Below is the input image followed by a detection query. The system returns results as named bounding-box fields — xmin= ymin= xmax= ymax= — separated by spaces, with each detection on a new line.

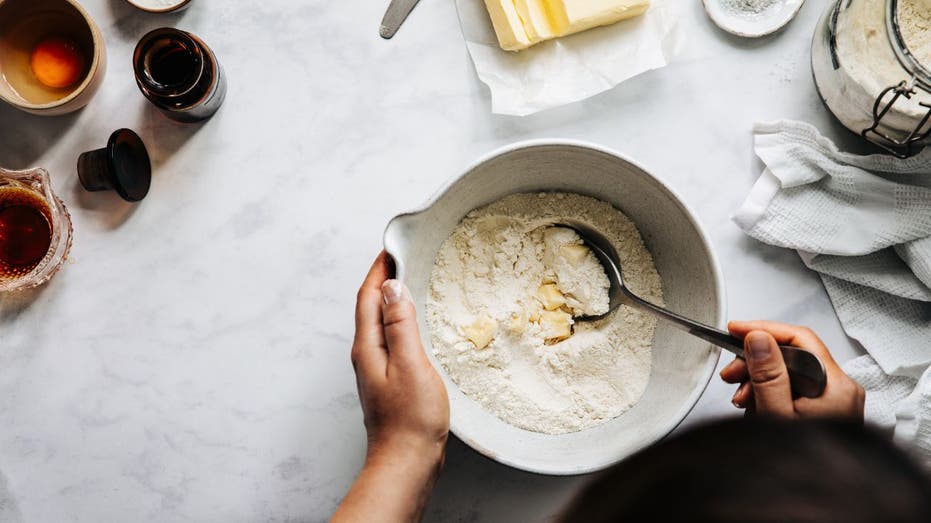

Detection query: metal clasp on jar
xmin=862 ymin=80 xmax=931 ymax=158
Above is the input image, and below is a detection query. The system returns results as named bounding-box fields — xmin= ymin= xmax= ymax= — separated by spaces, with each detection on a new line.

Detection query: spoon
xmin=702 ymin=0 xmax=806 ymax=39
xmin=560 ymin=221 xmax=827 ymax=399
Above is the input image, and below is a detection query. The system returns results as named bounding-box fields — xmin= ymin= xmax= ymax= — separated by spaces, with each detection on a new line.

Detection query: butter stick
xmin=484 ymin=0 xmax=650 ymax=52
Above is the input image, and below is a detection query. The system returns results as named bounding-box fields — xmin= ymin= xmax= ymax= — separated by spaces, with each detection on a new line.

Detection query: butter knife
xmin=379 ymin=0 xmax=421 ymax=39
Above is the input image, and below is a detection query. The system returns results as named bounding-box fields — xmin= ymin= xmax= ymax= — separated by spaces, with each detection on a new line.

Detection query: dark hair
xmin=560 ymin=418 xmax=931 ymax=523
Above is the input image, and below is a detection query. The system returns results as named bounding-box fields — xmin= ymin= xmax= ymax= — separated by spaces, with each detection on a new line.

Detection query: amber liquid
xmin=0 ymin=186 xmax=53 ymax=281
xmin=150 ymin=45 xmax=197 ymax=87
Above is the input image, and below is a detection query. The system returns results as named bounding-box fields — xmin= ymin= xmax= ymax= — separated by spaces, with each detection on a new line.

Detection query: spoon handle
xmin=625 ymin=292 xmax=828 ymax=399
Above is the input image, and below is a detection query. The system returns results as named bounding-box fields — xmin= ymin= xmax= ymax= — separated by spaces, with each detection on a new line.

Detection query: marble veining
xmin=0 ymin=0 xmax=868 ymax=521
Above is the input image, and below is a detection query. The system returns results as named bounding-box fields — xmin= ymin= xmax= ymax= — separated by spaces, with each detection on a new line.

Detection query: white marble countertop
xmin=0 ymin=0 xmax=871 ymax=521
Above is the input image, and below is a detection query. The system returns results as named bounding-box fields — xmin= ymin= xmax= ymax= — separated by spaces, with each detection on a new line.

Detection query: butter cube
xmin=560 ymin=244 xmax=591 ymax=267
xmin=483 ymin=0 xmax=534 ymax=51
xmin=508 ymin=311 xmax=527 ymax=336
xmin=540 ymin=309 xmax=573 ymax=344
xmin=537 ymin=283 xmax=567 ymax=311
xmin=463 ymin=315 xmax=498 ymax=350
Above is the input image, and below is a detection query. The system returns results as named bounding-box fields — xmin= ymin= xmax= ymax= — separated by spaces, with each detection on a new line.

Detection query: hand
xmin=332 ymin=252 xmax=449 ymax=523
xmin=719 ymin=321 xmax=864 ymax=421
xmin=351 ymin=252 xmax=449 ymax=461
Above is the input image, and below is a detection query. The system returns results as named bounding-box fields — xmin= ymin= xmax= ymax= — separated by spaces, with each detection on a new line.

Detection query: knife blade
xmin=379 ymin=0 xmax=421 ymax=39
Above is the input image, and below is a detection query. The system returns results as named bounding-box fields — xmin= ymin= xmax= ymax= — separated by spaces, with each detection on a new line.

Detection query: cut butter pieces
xmin=484 ymin=0 xmax=651 ymax=51
xmin=560 ymin=244 xmax=591 ymax=267
xmin=537 ymin=283 xmax=567 ymax=311
xmin=540 ymin=309 xmax=573 ymax=344
xmin=464 ymin=314 xmax=498 ymax=350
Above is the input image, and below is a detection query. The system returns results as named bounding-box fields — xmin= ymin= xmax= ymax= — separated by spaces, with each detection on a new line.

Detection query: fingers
xmin=381 ymin=279 xmax=427 ymax=366
xmin=743 ymin=331 xmax=794 ymax=418
xmin=352 ymin=252 xmax=393 ymax=377
xmin=720 ymin=358 xmax=748 ymax=384
xmin=732 ymin=381 xmax=753 ymax=409
xmin=728 ymin=320 xmax=835 ymax=364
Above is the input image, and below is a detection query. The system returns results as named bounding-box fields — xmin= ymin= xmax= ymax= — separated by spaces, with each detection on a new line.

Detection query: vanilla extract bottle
xmin=133 ymin=27 xmax=226 ymax=123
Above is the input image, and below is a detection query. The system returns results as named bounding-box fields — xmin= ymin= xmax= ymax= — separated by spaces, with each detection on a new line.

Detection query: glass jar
xmin=133 ymin=27 xmax=226 ymax=123
xmin=812 ymin=0 xmax=931 ymax=157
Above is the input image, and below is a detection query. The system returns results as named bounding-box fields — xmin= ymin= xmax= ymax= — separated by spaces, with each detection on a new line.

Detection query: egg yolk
xmin=30 ymin=37 xmax=86 ymax=89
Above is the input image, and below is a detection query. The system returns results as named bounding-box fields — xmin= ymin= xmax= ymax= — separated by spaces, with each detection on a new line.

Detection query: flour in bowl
xmin=426 ymin=193 xmax=663 ymax=434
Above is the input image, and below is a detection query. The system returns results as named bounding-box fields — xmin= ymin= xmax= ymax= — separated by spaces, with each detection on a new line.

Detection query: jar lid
xmin=77 ymin=129 xmax=152 ymax=202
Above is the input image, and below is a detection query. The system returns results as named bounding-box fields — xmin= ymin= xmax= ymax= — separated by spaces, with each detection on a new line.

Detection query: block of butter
xmin=484 ymin=0 xmax=651 ymax=51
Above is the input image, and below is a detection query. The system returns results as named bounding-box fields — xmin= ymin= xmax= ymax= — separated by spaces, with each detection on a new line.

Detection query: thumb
xmin=381 ymin=280 xmax=425 ymax=363
xmin=744 ymin=331 xmax=794 ymax=418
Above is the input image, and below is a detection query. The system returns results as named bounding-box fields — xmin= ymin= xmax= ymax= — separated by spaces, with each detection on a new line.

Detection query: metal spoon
xmin=559 ymin=221 xmax=827 ymax=399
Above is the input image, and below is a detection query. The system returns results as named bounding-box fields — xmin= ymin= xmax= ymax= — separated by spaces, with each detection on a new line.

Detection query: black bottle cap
xmin=78 ymin=129 xmax=152 ymax=202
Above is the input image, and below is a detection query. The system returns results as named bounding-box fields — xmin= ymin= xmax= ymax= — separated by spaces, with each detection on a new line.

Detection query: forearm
xmin=331 ymin=439 xmax=445 ymax=523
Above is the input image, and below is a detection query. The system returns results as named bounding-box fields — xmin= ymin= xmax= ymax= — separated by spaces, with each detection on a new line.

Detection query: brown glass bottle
xmin=133 ymin=28 xmax=226 ymax=123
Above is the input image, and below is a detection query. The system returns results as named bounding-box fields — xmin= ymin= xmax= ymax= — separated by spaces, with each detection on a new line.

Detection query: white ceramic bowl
xmin=124 ymin=0 xmax=192 ymax=13
xmin=384 ymin=141 xmax=723 ymax=475
xmin=702 ymin=0 xmax=805 ymax=38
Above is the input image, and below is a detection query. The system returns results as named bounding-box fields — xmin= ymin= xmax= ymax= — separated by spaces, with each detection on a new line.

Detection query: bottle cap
xmin=77 ymin=129 xmax=152 ymax=202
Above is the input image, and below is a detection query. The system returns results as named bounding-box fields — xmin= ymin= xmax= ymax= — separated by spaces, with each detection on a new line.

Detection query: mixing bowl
xmin=384 ymin=141 xmax=723 ymax=475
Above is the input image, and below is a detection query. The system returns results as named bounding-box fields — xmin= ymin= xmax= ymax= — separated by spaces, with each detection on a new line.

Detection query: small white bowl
xmin=384 ymin=141 xmax=724 ymax=475
xmin=124 ymin=0 xmax=191 ymax=13
xmin=703 ymin=0 xmax=805 ymax=38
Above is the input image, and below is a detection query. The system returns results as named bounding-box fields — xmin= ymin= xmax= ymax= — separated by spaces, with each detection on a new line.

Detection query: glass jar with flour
xmin=812 ymin=0 xmax=931 ymax=157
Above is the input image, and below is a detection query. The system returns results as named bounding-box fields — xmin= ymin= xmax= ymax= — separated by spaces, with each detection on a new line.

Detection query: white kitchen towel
xmin=846 ymin=354 xmax=931 ymax=466
xmin=845 ymin=354 xmax=917 ymax=430
xmin=733 ymin=120 xmax=931 ymax=379
xmin=734 ymin=120 xmax=931 ymax=461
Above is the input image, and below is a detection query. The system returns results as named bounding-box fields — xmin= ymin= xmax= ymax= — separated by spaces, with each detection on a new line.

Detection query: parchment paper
xmin=455 ymin=0 xmax=683 ymax=116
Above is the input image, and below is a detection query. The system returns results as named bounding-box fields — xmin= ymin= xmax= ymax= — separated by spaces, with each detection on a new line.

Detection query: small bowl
xmin=124 ymin=0 xmax=192 ymax=13
xmin=0 ymin=0 xmax=107 ymax=116
xmin=384 ymin=141 xmax=723 ymax=475
xmin=702 ymin=0 xmax=805 ymax=38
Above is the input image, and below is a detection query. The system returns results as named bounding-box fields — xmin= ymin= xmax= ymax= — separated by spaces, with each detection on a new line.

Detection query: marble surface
xmin=0 ymin=0 xmax=873 ymax=521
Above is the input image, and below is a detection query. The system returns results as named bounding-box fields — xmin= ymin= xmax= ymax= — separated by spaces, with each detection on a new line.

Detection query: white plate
xmin=384 ymin=141 xmax=724 ymax=475
xmin=702 ymin=0 xmax=806 ymax=38
xmin=125 ymin=0 xmax=192 ymax=13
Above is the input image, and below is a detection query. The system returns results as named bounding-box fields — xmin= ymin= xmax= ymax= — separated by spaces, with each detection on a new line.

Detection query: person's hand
xmin=333 ymin=252 xmax=449 ymax=523
xmin=719 ymin=321 xmax=864 ymax=421
xmin=352 ymin=251 xmax=450 ymax=462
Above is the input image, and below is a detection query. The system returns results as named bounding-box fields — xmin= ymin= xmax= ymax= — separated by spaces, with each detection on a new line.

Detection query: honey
xmin=0 ymin=187 xmax=53 ymax=281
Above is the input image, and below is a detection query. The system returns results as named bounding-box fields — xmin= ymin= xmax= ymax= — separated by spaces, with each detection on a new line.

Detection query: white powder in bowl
xmin=721 ymin=0 xmax=779 ymax=17
xmin=426 ymin=193 xmax=663 ymax=435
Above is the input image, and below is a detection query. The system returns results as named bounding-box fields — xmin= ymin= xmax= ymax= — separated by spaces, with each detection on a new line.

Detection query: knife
xmin=379 ymin=0 xmax=421 ymax=39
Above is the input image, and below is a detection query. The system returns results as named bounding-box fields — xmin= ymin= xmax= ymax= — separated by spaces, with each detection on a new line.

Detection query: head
xmin=560 ymin=418 xmax=931 ymax=523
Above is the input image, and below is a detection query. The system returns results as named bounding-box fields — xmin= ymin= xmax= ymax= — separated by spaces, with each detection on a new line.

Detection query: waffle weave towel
xmin=733 ymin=121 xmax=931 ymax=378
xmin=733 ymin=120 xmax=931 ymax=463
